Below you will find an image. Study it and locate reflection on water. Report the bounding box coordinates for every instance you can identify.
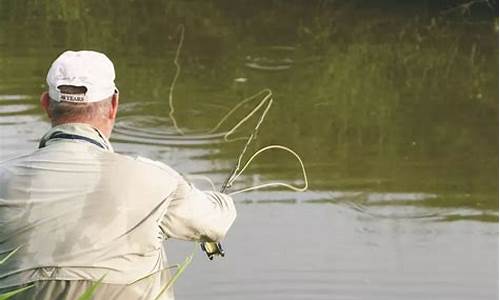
[245,46,295,71]
[0,1,498,299]
[114,116,227,145]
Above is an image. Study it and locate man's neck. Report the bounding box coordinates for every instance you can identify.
[52,120,112,138]
[40,123,114,152]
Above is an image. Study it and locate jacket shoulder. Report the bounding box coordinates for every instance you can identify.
[110,153,181,179]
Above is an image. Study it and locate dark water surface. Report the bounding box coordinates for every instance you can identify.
[0,1,498,299]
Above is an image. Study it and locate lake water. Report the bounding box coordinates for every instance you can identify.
[0,1,498,299]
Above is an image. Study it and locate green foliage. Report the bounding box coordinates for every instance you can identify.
[0,285,34,300]
[0,248,33,299]
[76,275,106,300]
[154,254,193,300]
[0,247,20,265]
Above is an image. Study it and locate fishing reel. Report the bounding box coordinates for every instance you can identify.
[200,181,231,260]
[201,241,225,260]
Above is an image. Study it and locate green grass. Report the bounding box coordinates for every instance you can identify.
[0,248,33,300]
[0,285,34,300]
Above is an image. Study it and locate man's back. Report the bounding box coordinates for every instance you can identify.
[0,123,236,299]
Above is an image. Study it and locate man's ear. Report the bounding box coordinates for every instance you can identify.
[40,91,52,119]
[109,92,119,120]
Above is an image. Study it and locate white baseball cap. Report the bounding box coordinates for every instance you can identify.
[46,50,117,103]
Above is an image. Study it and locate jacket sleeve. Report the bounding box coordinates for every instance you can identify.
[159,175,237,242]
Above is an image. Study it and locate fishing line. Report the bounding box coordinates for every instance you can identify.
[209,88,273,139]
[220,95,273,191]
[166,25,273,142]
[168,24,185,135]
[227,145,308,196]
[166,25,308,195]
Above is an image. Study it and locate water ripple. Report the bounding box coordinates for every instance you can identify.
[113,115,228,146]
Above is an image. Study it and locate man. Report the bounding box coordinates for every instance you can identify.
[0,50,236,299]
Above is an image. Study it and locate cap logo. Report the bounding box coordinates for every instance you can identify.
[59,93,86,102]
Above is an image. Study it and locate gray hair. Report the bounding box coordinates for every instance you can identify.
[48,86,112,122]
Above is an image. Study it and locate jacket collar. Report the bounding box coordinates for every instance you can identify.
[39,123,114,152]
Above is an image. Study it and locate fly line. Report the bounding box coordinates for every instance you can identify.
[166,25,308,195]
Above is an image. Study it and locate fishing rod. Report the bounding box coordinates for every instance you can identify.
[200,94,274,260]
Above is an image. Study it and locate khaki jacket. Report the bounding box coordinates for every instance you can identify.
[0,123,236,299]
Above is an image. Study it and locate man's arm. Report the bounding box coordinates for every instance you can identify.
[159,176,237,242]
